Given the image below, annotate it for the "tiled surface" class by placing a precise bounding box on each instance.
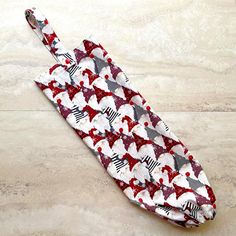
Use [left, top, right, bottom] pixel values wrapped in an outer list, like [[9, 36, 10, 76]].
[[0, 0, 235, 235]]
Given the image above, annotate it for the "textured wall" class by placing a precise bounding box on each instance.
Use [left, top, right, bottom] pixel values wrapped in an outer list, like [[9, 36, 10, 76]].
[[0, 0, 236, 235]]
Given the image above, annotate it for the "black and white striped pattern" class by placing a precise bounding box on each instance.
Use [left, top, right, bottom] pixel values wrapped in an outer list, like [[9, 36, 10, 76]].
[[67, 64, 81, 77], [111, 153, 128, 173], [63, 52, 74, 61], [62, 53, 81, 77], [163, 121, 169, 131], [183, 201, 201, 212], [102, 107, 121, 124], [189, 210, 199, 220], [183, 201, 201, 220], [157, 205, 172, 216], [141, 155, 161, 173], [124, 75, 129, 82], [71, 105, 88, 123]]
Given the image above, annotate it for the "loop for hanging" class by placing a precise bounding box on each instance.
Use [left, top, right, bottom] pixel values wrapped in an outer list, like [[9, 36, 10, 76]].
[[25, 7, 76, 68]]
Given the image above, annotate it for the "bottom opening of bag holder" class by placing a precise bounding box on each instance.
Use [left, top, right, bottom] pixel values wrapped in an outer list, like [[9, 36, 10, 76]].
[[129, 197, 216, 228]]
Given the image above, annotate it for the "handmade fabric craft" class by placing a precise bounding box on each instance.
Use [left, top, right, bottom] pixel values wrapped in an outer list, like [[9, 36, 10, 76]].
[[25, 7, 216, 228]]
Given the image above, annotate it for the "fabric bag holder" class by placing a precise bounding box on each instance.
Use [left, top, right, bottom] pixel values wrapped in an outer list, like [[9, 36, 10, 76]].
[[25, 7, 216, 228]]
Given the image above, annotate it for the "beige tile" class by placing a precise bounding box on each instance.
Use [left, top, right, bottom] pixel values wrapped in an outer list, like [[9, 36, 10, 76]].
[[0, 1, 235, 111], [0, 0, 235, 235], [0, 111, 235, 235]]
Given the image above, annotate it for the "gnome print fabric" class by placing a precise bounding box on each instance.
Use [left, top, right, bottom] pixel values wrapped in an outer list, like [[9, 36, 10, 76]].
[[25, 7, 216, 228]]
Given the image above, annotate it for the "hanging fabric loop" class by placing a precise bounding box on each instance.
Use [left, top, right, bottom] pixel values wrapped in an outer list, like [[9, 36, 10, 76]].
[[25, 7, 76, 68]]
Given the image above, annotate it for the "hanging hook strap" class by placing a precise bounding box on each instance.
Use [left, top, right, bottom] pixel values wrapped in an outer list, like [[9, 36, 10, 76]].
[[25, 7, 76, 68]]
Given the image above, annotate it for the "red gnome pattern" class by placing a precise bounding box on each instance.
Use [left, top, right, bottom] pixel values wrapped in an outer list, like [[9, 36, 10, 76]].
[[25, 7, 216, 228]]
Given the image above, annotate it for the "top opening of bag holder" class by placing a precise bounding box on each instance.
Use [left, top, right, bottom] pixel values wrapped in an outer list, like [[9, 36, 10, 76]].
[[25, 7, 77, 69]]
